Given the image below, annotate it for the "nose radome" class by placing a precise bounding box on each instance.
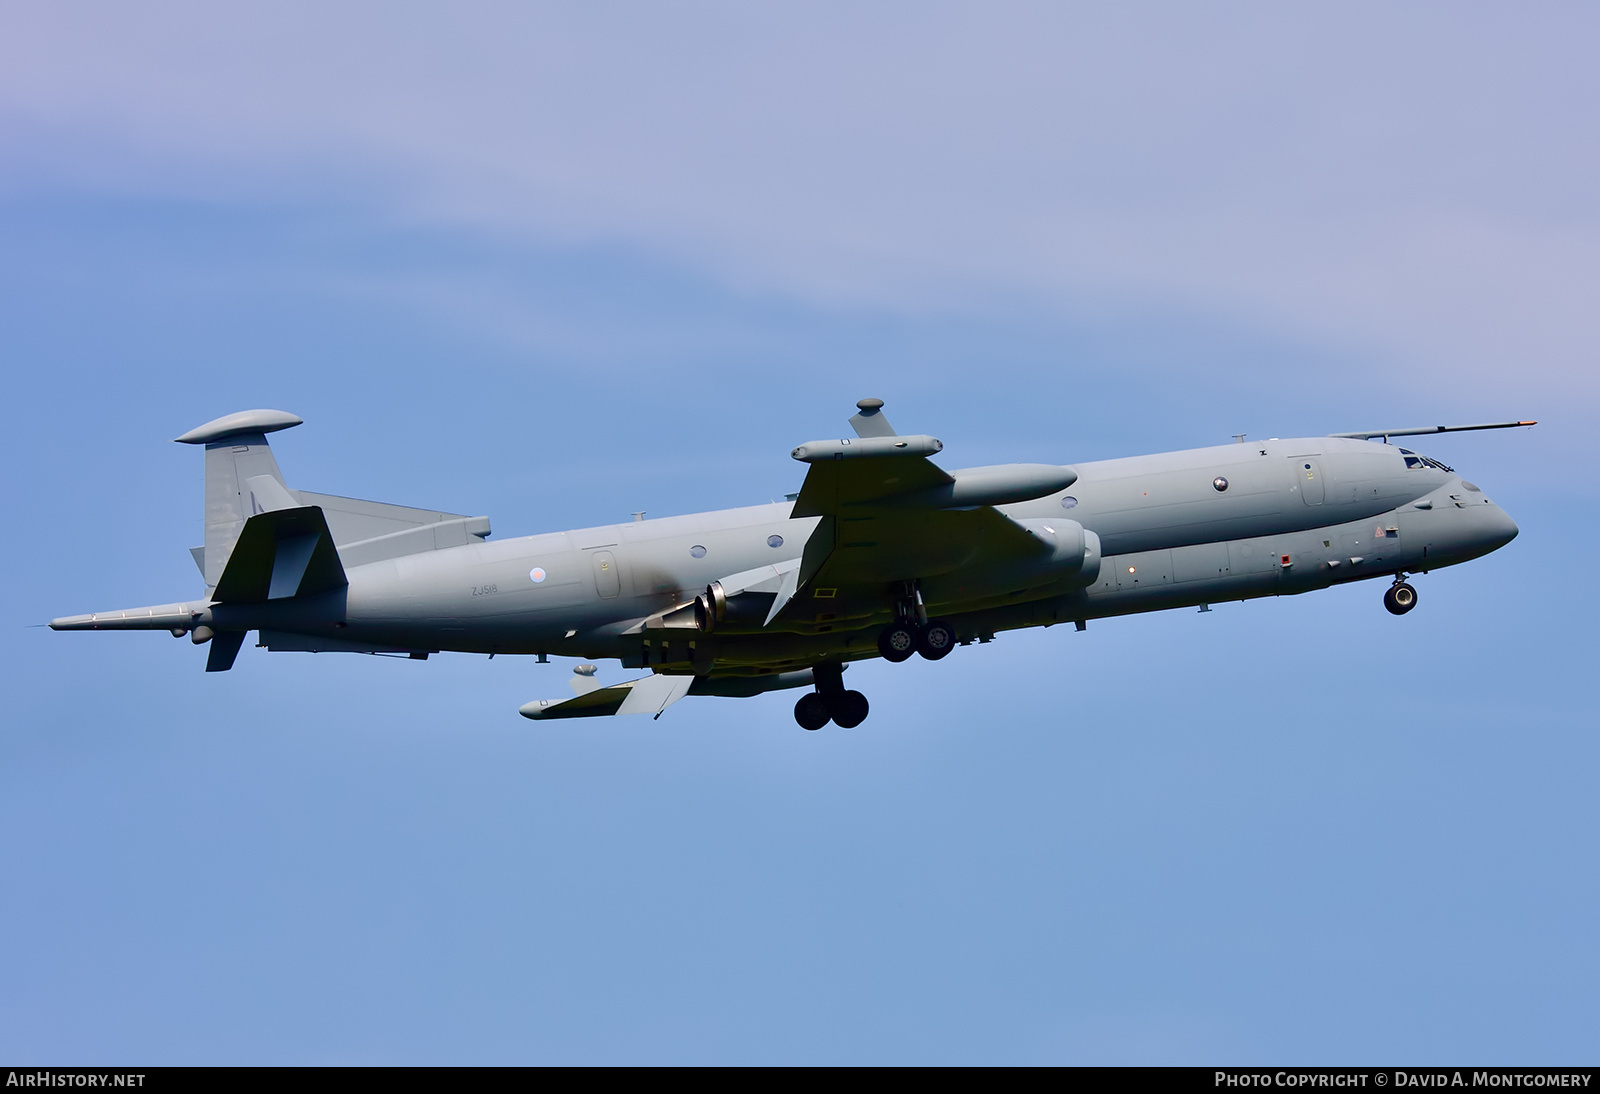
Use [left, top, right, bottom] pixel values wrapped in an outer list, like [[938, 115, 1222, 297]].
[[1484, 504, 1519, 550]]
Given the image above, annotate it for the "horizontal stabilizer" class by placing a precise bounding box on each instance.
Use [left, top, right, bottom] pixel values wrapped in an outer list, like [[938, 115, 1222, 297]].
[[50, 601, 202, 631], [336, 515, 492, 567], [1330, 421, 1537, 440], [213, 507, 347, 604], [292, 490, 489, 552]]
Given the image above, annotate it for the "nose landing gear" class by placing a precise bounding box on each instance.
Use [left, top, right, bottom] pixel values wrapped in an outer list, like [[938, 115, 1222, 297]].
[[1384, 579, 1418, 615], [793, 661, 870, 730]]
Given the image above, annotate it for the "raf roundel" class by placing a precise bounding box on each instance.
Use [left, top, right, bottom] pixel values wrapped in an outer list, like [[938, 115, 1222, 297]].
[[529, 567, 547, 584], [1213, 477, 1229, 492]]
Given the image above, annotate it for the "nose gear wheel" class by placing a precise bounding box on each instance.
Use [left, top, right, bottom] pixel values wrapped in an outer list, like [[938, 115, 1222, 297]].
[[1384, 581, 1418, 615]]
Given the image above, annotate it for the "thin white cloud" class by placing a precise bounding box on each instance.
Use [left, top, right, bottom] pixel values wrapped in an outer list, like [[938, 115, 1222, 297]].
[[1, 2, 1594, 404]]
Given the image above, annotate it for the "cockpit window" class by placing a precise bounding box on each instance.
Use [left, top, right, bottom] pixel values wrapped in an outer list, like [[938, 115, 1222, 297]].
[[1399, 449, 1454, 473]]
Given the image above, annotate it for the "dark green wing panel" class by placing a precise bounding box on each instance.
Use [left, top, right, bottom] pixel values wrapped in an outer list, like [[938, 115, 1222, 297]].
[[781, 452, 1048, 622]]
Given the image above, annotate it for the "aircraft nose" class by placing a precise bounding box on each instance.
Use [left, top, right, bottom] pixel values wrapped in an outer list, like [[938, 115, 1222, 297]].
[[1482, 503, 1519, 551]]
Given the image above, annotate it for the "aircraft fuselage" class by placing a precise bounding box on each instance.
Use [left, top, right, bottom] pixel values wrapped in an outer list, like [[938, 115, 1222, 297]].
[[50, 409, 1523, 724], [201, 435, 1516, 671]]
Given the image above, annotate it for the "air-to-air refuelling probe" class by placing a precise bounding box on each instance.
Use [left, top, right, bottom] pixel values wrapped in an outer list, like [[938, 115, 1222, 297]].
[[53, 401, 1530, 729]]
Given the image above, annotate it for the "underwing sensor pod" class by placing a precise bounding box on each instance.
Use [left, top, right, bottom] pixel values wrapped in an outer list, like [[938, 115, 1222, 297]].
[[51, 399, 1529, 729]]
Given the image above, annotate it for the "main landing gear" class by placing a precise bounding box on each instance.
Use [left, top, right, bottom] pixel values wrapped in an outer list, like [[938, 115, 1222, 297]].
[[877, 619, 956, 662], [876, 582, 956, 663], [1384, 578, 1418, 616], [794, 662, 869, 730]]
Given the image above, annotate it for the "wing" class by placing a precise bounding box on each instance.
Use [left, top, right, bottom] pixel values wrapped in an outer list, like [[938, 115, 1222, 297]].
[[771, 402, 1077, 625]]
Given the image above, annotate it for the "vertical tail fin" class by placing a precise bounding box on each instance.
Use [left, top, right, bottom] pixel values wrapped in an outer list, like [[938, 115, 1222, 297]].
[[174, 410, 303, 589]]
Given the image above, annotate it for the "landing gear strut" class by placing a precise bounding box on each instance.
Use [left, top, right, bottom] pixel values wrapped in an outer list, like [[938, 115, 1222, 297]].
[[793, 661, 870, 730], [1384, 579, 1418, 616]]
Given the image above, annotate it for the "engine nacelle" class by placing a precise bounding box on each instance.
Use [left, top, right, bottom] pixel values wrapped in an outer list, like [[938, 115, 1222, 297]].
[[694, 580, 776, 633], [898, 464, 1078, 509], [1009, 518, 1101, 585], [694, 582, 725, 633]]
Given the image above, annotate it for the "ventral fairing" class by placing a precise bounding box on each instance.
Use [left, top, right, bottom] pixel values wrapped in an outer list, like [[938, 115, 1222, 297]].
[[52, 400, 1530, 729]]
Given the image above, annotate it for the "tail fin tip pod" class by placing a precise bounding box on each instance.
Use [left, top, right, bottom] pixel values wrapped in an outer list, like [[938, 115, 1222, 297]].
[[175, 410, 303, 445]]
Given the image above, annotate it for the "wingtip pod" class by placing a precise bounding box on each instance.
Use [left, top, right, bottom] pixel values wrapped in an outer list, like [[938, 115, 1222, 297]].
[[792, 435, 943, 461], [175, 409, 303, 445]]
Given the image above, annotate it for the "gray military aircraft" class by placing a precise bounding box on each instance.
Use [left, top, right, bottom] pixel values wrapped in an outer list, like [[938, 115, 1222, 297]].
[[52, 400, 1529, 729]]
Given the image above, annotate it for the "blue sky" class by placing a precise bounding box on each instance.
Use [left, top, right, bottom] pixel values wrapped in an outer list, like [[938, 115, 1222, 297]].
[[2, 4, 1595, 1064]]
